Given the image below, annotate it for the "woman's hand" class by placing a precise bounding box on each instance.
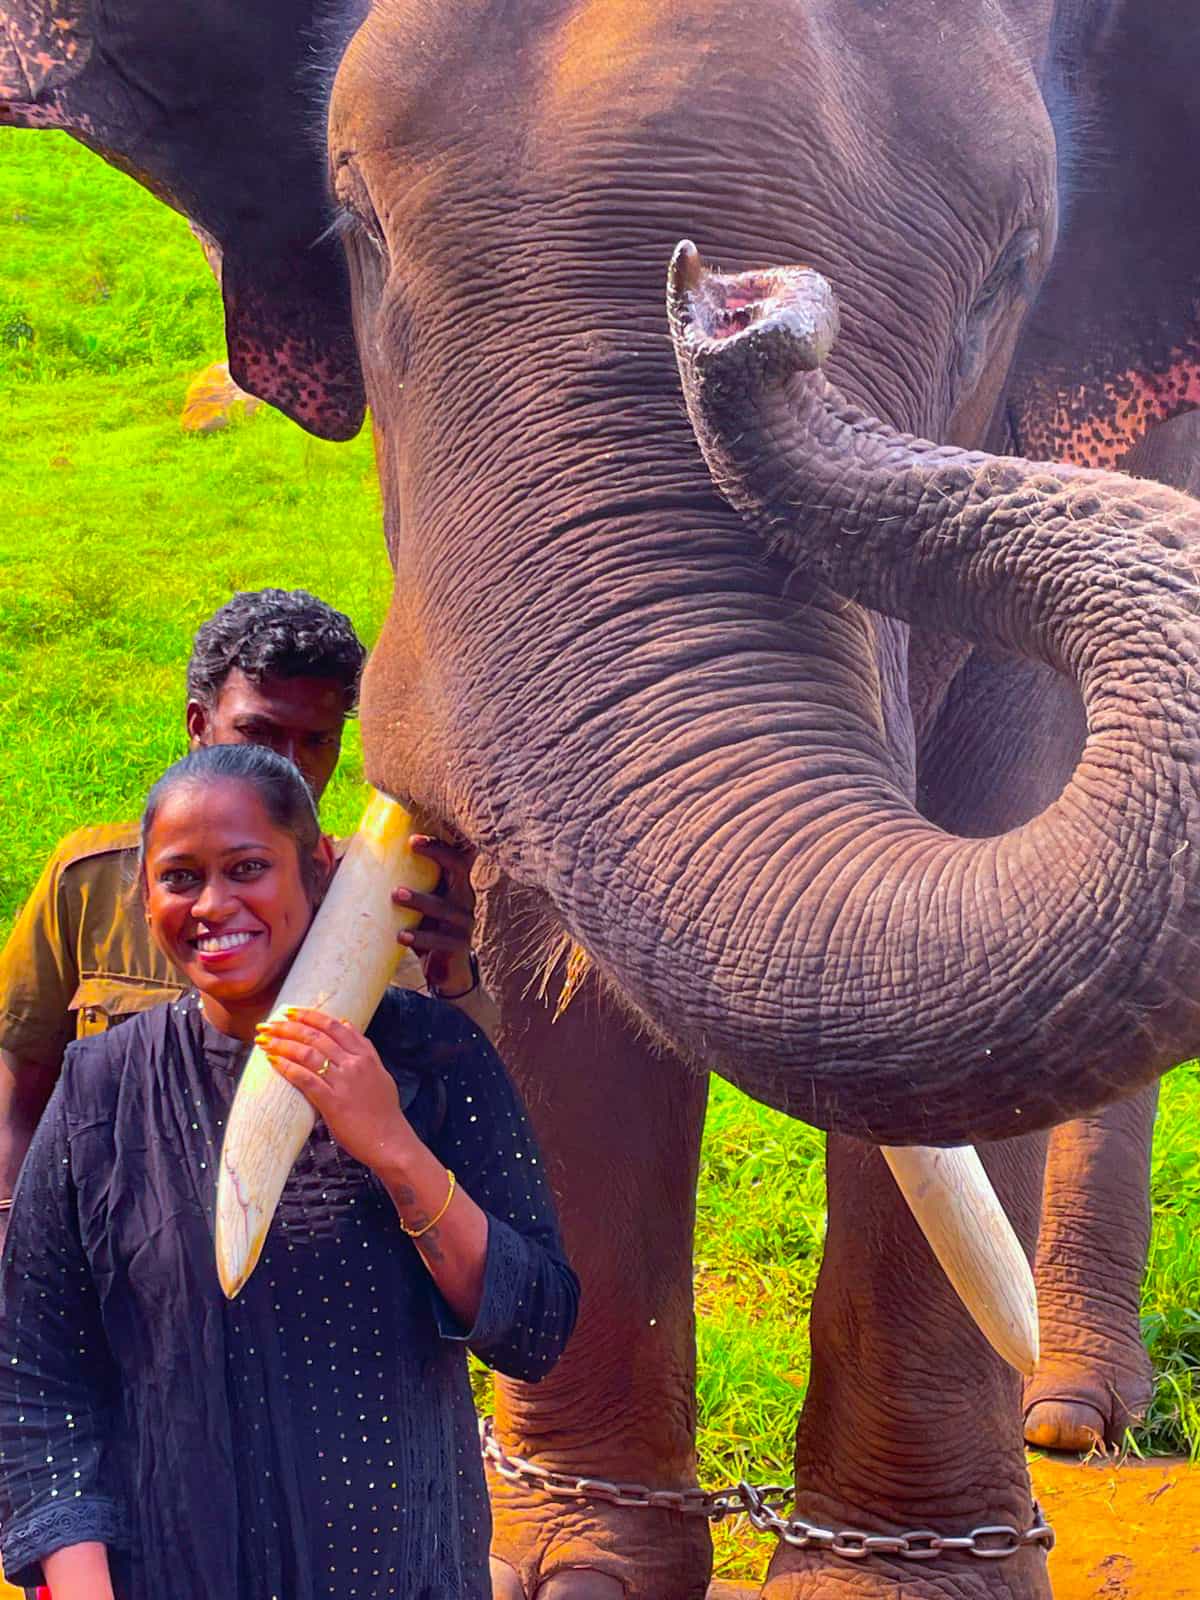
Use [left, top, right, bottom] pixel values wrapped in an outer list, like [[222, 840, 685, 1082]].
[[257, 1009, 421, 1177], [258, 1007, 490, 1324], [397, 837, 478, 998]]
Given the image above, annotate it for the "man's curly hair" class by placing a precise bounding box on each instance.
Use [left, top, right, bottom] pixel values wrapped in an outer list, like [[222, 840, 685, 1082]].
[[186, 589, 367, 714]]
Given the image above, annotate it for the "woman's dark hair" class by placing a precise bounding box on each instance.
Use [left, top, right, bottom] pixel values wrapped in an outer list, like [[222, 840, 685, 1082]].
[[139, 745, 326, 900], [186, 588, 366, 714]]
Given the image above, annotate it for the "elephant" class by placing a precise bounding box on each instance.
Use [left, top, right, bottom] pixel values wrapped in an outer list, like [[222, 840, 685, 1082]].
[[3, 2, 1200, 1598]]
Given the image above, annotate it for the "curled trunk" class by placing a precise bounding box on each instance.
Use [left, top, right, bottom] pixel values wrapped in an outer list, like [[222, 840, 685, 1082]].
[[652, 243, 1200, 1141]]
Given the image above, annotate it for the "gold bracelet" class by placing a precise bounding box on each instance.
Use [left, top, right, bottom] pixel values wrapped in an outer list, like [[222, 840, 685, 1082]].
[[402, 1169, 456, 1239]]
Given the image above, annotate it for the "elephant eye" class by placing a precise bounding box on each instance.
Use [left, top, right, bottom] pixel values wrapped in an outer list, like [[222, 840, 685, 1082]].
[[957, 228, 1041, 388], [970, 229, 1040, 320], [327, 201, 388, 261], [328, 161, 389, 263]]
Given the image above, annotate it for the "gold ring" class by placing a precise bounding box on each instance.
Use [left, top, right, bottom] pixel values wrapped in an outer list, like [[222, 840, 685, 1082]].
[[317, 1059, 332, 1078]]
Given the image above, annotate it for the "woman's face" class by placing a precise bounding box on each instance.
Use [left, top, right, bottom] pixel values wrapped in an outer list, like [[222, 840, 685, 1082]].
[[144, 778, 326, 1015]]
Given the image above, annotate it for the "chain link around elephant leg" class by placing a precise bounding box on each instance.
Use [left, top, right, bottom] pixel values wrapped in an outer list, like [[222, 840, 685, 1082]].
[[480, 1421, 1054, 1566]]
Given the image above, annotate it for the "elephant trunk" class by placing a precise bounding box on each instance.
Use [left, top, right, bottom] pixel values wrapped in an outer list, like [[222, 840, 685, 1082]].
[[647, 242, 1200, 1142]]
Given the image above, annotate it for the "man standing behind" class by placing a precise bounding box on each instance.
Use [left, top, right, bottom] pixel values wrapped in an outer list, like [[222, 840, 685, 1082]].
[[0, 588, 487, 1224]]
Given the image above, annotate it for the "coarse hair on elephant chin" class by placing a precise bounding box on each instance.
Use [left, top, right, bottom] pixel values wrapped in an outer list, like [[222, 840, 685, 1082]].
[[535, 933, 595, 1019], [486, 888, 600, 1022], [503, 900, 679, 1062]]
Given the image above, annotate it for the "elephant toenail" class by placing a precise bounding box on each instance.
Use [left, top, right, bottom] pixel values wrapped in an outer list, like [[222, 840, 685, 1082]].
[[1024, 1397, 1109, 1454]]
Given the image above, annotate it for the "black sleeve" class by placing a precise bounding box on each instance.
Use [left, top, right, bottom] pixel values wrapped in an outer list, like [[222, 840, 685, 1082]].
[[422, 1008, 580, 1382], [0, 1083, 127, 1588]]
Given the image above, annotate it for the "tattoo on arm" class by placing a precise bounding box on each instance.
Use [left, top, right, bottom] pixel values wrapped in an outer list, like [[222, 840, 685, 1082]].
[[417, 1226, 445, 1264], [393, 1183, 433, 1232], [387, 1181, 444, 1260]]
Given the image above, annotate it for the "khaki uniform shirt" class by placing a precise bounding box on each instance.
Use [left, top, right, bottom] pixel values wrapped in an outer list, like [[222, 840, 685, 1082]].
[[0, 823, 443, 1066], [0, 823, 182, 1060]]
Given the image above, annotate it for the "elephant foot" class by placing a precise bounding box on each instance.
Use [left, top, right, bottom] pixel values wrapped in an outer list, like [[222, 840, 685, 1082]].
[[1022, 1338, 1154, 1453], [489, 1482, 712, 1600]]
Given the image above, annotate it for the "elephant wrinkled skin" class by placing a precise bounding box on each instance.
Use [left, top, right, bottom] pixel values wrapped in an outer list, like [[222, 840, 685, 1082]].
[[4, 1, 1200, 1596]]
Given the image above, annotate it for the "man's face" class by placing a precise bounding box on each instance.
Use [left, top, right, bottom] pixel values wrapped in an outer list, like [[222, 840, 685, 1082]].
[[187, 670, 347, 800]]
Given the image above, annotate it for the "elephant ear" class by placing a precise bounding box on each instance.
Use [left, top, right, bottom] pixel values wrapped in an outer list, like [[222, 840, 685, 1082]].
[[0, 0, 365, 441], [1007, 1, 1200, 470]]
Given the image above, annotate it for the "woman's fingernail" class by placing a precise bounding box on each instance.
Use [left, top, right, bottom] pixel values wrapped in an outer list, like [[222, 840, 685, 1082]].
[[393, 887, 412, 902], [284, 1006, 302, 1019]]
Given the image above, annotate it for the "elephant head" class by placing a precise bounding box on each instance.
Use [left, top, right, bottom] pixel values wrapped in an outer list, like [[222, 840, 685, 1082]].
[[6, 0, 1200, 1145]]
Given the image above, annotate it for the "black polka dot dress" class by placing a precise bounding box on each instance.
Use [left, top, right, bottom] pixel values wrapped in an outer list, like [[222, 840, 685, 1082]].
[[0, 990, 578, 1598]]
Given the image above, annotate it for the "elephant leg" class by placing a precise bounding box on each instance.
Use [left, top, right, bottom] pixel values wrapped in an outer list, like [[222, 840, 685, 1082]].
[[1018, 413, 1197, 1455], [477, 878, 712, 1600], [1023, 1087, 1158, 1452], [763, 1133, 1051, 1600]]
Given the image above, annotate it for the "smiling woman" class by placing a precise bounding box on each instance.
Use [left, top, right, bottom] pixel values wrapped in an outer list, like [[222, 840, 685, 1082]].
[[139, 745, 335, 1031], [0, 746, 579, 1600]]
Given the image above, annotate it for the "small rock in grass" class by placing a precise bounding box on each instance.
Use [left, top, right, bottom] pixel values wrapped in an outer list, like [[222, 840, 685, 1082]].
[[180, 361, 262, 433]]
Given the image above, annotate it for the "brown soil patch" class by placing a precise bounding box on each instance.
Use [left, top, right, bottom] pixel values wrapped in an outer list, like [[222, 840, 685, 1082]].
[[707, 1457, 1200, 1598], [1031, 1454, 1200, 1600]]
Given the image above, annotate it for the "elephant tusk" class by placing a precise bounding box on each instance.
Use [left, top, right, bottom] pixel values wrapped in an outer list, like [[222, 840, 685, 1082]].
[[881, 1145, 1039, 1377], [214, 791, 440, 1298]]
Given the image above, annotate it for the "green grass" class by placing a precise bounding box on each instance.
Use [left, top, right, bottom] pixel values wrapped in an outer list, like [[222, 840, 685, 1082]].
[[1142, 1085, 1200, 1460], [1, 128, 1197, 1578]]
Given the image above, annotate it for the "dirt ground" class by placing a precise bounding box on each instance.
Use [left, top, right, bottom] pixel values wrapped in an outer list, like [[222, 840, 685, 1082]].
[[708, 1456, 1200, 1599], [1028, 1454, 1200, 1599]]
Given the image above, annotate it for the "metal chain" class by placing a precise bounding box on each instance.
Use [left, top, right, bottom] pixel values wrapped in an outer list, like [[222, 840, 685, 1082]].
[[737, 1480, 1055, 1562], [480, 1419, 752, 1520], [479, 1419, 1055, 1564]]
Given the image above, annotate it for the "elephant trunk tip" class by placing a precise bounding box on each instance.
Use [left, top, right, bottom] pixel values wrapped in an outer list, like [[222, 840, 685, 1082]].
[[668, 240, 840, 388]]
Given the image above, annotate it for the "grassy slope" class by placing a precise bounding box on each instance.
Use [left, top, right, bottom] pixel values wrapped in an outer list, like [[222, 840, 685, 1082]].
[[1, 128, 1196, 1573]]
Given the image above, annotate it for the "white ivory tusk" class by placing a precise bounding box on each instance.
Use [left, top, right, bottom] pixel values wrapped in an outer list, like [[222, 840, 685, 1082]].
[[214, 792, 440, 1299], [881, 1144, 1039, 1377]]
